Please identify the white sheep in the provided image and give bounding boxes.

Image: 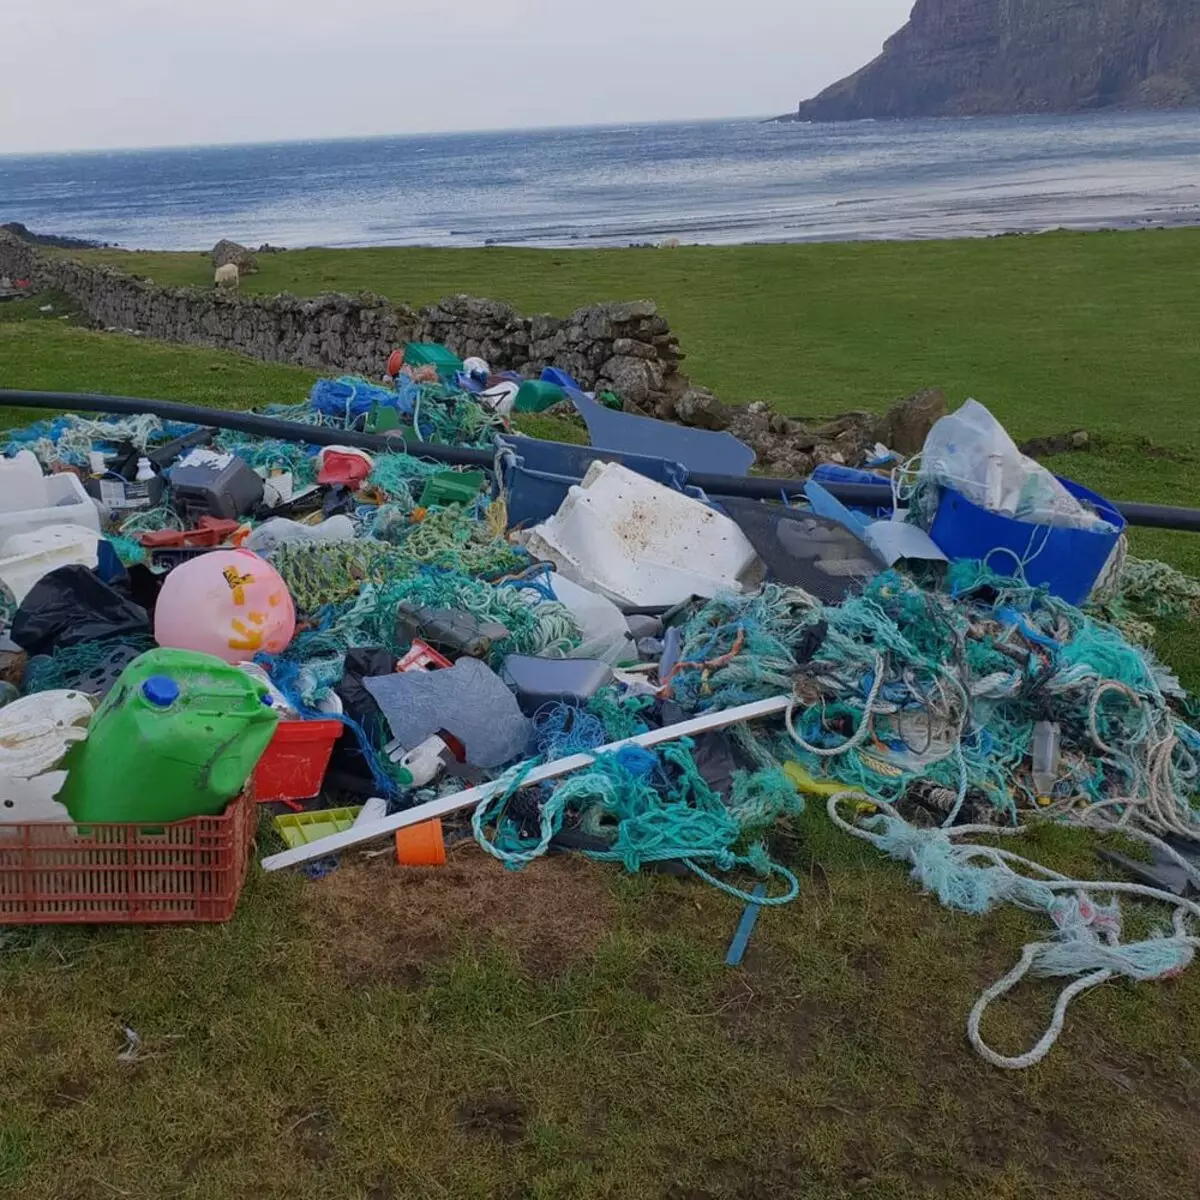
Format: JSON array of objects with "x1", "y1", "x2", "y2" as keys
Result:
[
  {"x1": 214, "y1": 263, "x2": 240, "y2": 288},
  {"x1": 659, "y1": 237, "x2": 681, "y2": 249}
]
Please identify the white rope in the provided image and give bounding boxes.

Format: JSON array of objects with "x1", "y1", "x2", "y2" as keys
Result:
[
  {"x1": 827, "y1": 791, "x2": 1200, "y2": 1070},
  {"x1": 785, "y1": 654, "x2": 884, "y2": 758}
]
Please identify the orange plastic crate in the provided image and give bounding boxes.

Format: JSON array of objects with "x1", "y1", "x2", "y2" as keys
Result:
[{"x1": 0, "y1": 788, "x2": 256, "y2": 925}]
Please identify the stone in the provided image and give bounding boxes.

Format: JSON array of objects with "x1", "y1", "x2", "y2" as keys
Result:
[
  {"x1": 674, "y1": 387, "x2": 732, "y2": 431},
  {"x1": 875, "y1": 388, "x2": 947, "y2": 455},
  {"x1": 599, "y1": 356, "x2": 661, "y2": 407},
  {"x1": 211, "y1": 239, "x2": 259, "y2": 274},
  {"x1": 611, "y1": 338, "x2": 660, "y2": 361}
]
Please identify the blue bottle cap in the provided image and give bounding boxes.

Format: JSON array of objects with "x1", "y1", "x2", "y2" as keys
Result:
[{"x1": 141, "y1": 676, "x2": 180, "y2": 708}]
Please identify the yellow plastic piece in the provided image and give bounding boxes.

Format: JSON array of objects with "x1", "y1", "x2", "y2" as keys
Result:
[
  {"x1": 783, "y1": 762, "x2": 848, "y2": 798},
  {"x1": 273, "y1": 806, "x2": 362, "y2": 849}
]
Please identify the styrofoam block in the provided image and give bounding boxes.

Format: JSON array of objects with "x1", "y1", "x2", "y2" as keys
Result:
[{"x1": 528, "y1": 463, "x2": 760, "y2": 608}]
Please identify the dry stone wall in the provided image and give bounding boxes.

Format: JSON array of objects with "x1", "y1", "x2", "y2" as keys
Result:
[{"x1": 0, "y1": 232, "x2": 689, "y2": 412}]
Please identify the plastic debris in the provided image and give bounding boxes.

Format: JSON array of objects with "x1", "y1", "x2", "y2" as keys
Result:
[{"x1": 527, "y1": 462, "x2": 761, "y2": 607}]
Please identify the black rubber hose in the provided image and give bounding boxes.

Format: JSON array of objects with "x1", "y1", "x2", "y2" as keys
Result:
[
  {"x1": 0, "y1": 388, "x2": 495, "y2": 467},
  {"x1": 3, "y1": 388, "x2": 1199, "y2": 533}
]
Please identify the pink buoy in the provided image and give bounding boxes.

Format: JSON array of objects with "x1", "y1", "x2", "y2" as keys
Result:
[{"x1": 154, "y1": 549, "x2": 295, "y2": 663}]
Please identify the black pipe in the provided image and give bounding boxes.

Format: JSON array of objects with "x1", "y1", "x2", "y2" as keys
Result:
[
  {"x1": 3, "y1": 388, "x2": 1199, "y2": 533},
  {"x1": 0, "y1": 388, "x2": 495, "y2": 467}
]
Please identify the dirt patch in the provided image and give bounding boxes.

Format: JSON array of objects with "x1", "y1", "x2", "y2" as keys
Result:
[
  {"x1": 455, "y1": 1093, "x2": 527, "y2": 1144},
  {"x1": 42, "y1": 1074, "x2": 91, "y2": 1111},
  {"x1": 304, "y1": 844, "x2": 617, "y2": 984},
  {"x1": 281, "y1": 1108, "x2": 335, "y2": 1164}
]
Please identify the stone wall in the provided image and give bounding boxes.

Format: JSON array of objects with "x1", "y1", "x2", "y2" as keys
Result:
[
  {"x1": 0, "y1": 231, "x2": 949, "y2": 475},
  {"x1": 0, "y1": 231, "x2": 689, "y2": 412}
]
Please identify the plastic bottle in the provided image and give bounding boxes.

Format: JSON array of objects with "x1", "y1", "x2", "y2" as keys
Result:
[
  {"x1": 58, "y1": 648, "x2": 279, "y2": 824},
  {"x1": 391, "y1": 732, "x2": 465, "y2": 787},
  {"x1": 1031, "y1": 720, "x2": 1061, "y2": 805},
  {"x1": 135, "y1": 457, "x2": 155, "y2": 483}
]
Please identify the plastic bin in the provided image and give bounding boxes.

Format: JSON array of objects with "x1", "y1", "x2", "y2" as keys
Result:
[
  {"x1": 0, "y1": 469, "x2": 101, "y2": 543},
  {"x1": 928, "y1": 476, "x2": 1125, "y2": 606},
  {"x1": 0, "y1": 787, "x2": 255, "y2": 925},
  {"x1": 253, "y1": 718, "x2": 344, "y2": 804}
]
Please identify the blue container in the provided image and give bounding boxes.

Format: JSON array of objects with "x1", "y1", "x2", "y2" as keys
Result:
[
  {"x1": 495, "y1": 435, "x2": 704, "y2": 529},
  {"x1": 928, "y1": 476, "x2": 1125, "y2": 606}
]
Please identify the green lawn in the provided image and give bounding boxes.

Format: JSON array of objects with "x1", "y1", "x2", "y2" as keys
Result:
[
  {"x1": 75, "y1": 230, "x2": 1200, "y2": 446},
  {"x1": 3, "y1": 240, "x2": 1200, "y2": 1199}
]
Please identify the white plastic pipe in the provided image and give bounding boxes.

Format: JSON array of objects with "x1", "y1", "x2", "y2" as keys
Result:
[{"x1": 261, "y1": 695, "x2": 792, "y2": 871}]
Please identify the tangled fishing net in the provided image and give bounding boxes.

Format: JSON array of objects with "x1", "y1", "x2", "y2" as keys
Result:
[{"x1": 664, "y1": 568, "x2": 1200, "y2": 843}]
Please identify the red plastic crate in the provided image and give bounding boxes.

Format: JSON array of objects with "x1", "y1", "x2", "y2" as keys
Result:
[
  {"x1": 252, "y1": 719, "x2": 343, "y2": 804},
  {"x1": 0, "y1": 788, "x2": 255, "y2": 925}
]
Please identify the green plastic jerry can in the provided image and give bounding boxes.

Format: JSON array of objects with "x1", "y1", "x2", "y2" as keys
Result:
[{"x1": 59, "y1": 648, "x2": 279, "y2": 825}]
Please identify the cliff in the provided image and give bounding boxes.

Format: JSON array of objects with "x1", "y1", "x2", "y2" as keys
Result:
[{"x1": 788, "y1": 0, "x2": 1200, "y2": 121}]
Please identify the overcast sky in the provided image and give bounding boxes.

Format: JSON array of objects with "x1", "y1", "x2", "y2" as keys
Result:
[{"x1": 2, "y1": 0, "x2": 913, "y2": 154}]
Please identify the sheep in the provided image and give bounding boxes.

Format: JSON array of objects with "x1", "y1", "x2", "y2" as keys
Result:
[
  {"x1": 659, "y1": 237, "x2": 681, "y2": 249},
  {"x1": 214, "y1": 263, "x2": 240, "y2": 289}
]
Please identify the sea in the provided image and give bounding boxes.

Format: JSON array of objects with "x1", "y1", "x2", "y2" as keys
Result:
[{"x1": 2, "y1": 111, "x2": 1200, "y2": 251}]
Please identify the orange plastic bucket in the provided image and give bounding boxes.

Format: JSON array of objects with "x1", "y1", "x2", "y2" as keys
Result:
[{"x1": 394, "y1": 819, "x2": 446, "y2": 867}]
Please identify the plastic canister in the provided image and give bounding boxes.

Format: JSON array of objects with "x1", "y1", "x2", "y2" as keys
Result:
[
  {"x1": 0, "y1": 451, "x2": 48, "y2": 514},
  {"x1": 58, "y1": 647, "x2": 279, "y2": 824},
  {"x1": 514, "y1": 380, "x2": 566, "y2": 414}
]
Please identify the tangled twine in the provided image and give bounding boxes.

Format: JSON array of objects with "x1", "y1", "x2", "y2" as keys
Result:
[
  {"x1": 472, "y1": 742, "x2": 803, "y2": 906},
  {"x1": 669, "y1": 570, "x2": 1200, "y2": 842},
  {"x1": 829, "y1": 792, "x2": 1200, "y2": 1069}
]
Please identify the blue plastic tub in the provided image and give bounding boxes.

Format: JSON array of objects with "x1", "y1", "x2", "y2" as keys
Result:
[
  {"x1": 928, "y1": 476, "x2": 1125, "y2": 606},
  {"x1": 495, "y1": 435, "x2": 704, "y2": 529}
]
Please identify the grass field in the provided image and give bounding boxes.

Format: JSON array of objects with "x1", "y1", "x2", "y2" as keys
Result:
[{"x1": 3, "y1": 237, "x2": 1200, "y2": 1199}]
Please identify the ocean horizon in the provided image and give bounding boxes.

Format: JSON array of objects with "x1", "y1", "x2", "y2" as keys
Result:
[{"x1": 2, "y1": 111, "x2": 1199, "y2": 251}]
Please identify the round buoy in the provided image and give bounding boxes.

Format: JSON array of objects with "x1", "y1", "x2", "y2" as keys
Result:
[{"x1": 154, "y1": 548, "x2": 295, "y2": 663}]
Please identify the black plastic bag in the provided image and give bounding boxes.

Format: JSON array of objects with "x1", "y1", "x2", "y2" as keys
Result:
[
  {"x1": 10, "y1": 566, "x2": 150, "y2": 657},
  {"x1": 326, "y1": 647, "x2": 397, "y2": 788}
]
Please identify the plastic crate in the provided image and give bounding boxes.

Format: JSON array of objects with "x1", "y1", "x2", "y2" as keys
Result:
[
  {"x1": 403, "y1": 342, "x2": 463, "y2": 377},
  {"x1": 253, "y1": 718, "x2": 344, "y2": 804},
  {"x1": 0, "y1": 787, "x2": 255, "y2": 925}
]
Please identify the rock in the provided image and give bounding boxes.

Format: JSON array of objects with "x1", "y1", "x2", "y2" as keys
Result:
[
  {"x1": 813, "y1": 444, "x2": 846, "y2": 466},
  {"x1": 874, "y1": 388, "x2": 946, "y2": 456},
  {"x1": 787, "y1": 0, "x2": 1200, "y2": 122},
  {"x1": 211, "y1": 239, "x2": 259, "y2": 274},
  {"x1": 599, "y1": 356, "x2": 664, "y2": 408},
  {"x1": 1019, "y1": 429, "x2": 1091, "y2": 459},
  {"x1": 674, "y1": 387, "x2": 732, "y2": 431},
  {"x1": 611, "y1": 338, "x2": 661, "y2": 361}
]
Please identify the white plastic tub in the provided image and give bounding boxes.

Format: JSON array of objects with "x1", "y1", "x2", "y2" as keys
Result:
[{"x1": 0, "y1": 469, "x2": 101, "y2": 543}]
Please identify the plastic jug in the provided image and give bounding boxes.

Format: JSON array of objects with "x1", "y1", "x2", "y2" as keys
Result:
[
  {"x1": 0, "y1": 451, "x2": 47, "y2": 514},
  {"x1": 58, "y1": 648, "x2": 279, "y2": 824}
]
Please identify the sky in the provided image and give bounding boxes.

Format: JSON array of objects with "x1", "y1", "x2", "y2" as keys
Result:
[{"x1": 2, "y1": 0, "x2": 913, "y2": 154}]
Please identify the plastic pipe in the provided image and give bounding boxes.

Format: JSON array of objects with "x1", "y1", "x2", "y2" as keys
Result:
[{"x1": 3, "y1": 389, "x2": 1199, "y2": 533}]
